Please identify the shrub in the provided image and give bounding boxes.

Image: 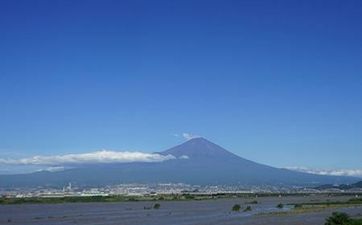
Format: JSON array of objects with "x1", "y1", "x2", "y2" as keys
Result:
[
  {"x1": 348, "y1": 198, "x2": 362, "y2": 204},
  {"x1": 183, "y1": 194, "x2": 195, "y2": 200},
  {"x1": 232, "y1": 204, "x2": 241, "y2": 212},
  {"x1": 350, "y1": 219, "x2": 362, "y2": 225},
  {"x1": 153, "y1": 203, "x2": 161, "y2": 209},
  {"x1": 247, "y1": 200, "x2": 258, "y2": 204},
  {"x1": 325, "y1": 212, "x2": 351, "y2": 225},
  {"x1": 243, "y1": 206, "x2": 252, "y2": 212}
]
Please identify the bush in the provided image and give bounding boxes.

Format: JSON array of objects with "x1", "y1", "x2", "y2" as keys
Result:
[
  {"x1": 351, "y1": 219, "x2": 362, "y2": 225},
  {"x1": 243, "y1": 206, "x2": 252, "y2": 212},
  {"x1": 324, "y1": 212, "x2": 362, "y2": 225},
  {"x1": 348, "y1": 198, "x2": 362, "y2": 204},
  {"x1": 183, "y1": 194, "x2": 195, "y2": 200},
  {"x1": 247, "y1": 200, "x2": 258, "y2": 204},
  {"x1": 232, "y1": 204, "x2": 241, "y2": 212},
  {"x1": 325, "y1": 212, "x2": 351, "y2": 225},
  {"x1": 153, "y1": 203, "x2": 161, "y2": 209}
]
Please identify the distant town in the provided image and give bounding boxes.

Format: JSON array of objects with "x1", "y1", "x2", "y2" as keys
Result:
[{"x1": 1, "y1": 183, "x2": 362, "y2": 199}]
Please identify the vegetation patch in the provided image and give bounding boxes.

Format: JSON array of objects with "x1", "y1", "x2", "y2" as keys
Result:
[
  {"x1": 325, "y1": 212, "x2": 362, "y2": 225},
  {"x1": 290, "y1": 198, "x2": 362, "y2": 208},
  {"x1": 153, "y1": 203, "x2": 161, "y2": 209},
  {"x1": 281, "y1": 197, "x2": 362, "y2": 213},
  {"x1": 243, "y1": 206, "x2": 252, "y2": 212},
  {"x1": 232, "y1": 204, "x2": 241, "y2": 212},
  {"x1": 246, "y1": 200, "x2": 258, "y2": 204}
]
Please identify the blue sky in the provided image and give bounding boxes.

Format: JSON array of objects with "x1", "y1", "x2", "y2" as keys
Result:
[{"x1": 0, "y1": 0, "x2": 361, "y2": 174}]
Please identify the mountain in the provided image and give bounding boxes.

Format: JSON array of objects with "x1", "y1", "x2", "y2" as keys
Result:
[
  {"x1": 160, "y1": 137, "x2": 241, "y2": 159},
  {"x1": 0, "y1": 137, "x2": 358, "y2": 187}
]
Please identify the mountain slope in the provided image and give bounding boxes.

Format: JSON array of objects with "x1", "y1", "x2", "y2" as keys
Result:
[{"x1": 0, "y1": 138, "x2": 358, "y2": 187}]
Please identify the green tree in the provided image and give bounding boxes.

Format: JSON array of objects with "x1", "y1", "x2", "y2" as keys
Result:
[
  {"x1": 153, "y1": 203, "x2": 161, "y2": 209},
  {"x1": 325, "y1": 212, "x2": 351, "y2": 225},
  {"x1": 232, "y1": 204, "x2": 241, "y2": 212}
]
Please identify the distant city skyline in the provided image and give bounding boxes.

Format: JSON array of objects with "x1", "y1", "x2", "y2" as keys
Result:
[{"x1": 1, "y1": 1, "x2": 362, "y2": 174}]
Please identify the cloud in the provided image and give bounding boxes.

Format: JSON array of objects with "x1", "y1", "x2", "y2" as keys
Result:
[
  {"x1": 179, "y1": 155, "x2": 189, "y2": 159},
  {"x1": 286, "y1": 166, "x2": 362, "y2": 177},
  {"x1": 182, "y1": 133, "x2": 201, "y2": 140},
  {"x1": 0, "y1": 150, "x2": 176, "y2": 166},
  {"x1": 40, "y1": 166, "x2": 66, "y2": 172}
]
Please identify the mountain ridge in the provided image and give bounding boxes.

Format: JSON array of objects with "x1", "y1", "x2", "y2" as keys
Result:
[{"x1": 0, "y1": 137, "x2": 359, "y2": 187}]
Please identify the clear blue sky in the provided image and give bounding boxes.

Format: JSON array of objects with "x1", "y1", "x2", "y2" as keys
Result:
[{"x1": 0, "y1": 0, "x2": 361, "y2": 170}]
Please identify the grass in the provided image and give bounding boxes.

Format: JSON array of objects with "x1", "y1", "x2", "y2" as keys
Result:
[
  {"x1": 1, "y1": 193, "x2": 362, "y2": 206},
  {"x1": 246, "y1": 200, "x2": 258, "y2": 204},
  {"x1": 258, "y1": 198, "x2": 362, "y2": 217},
  {"x1": 0, "y1": 193, "x2": 257, "y2": 205},
  {"x1": 0, "y1": 195, "x2": 134, "y2": 204},
  {"x1": 288, "y1": 198, "x2": 362, "y2": 211},
  {"x1": 0, "y1": 193, "x2": 297, "y2": 205},
  {"x1": 0, "y1": 194, "x2": 213, "y2": 205}
]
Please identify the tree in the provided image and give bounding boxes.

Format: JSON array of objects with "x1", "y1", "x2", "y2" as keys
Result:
[
  {"x1": 232, "y1": 204, "x2": 241, "y2": 212},
  {"x1": 325, "y1": 212, "x2": 351, "y2": 225},
  {"x1": 153, "y1": 203, "x2": 161, "y2": 209}
]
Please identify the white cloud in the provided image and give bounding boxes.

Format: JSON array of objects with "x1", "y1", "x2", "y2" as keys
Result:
[
  {"x1": 40, "y1": 166, "x2": 66, "y2": 172},
  {"x1": 179, "y1": 155, "x2": 190, "y2": 159},
  {"x1": 286, "y1": 166, "x2": 362, "y2": 177},
  {"x1": 0, "y1": 150, "x2": 176, "y2": 166},
  {"x1": 182, "y1": 133, "x2": 200, "y2": 140}
]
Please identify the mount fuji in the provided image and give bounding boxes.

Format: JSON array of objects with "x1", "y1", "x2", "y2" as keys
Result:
[{"x1": 0, "y1": 137, "x2": 358, "y2": 187}]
